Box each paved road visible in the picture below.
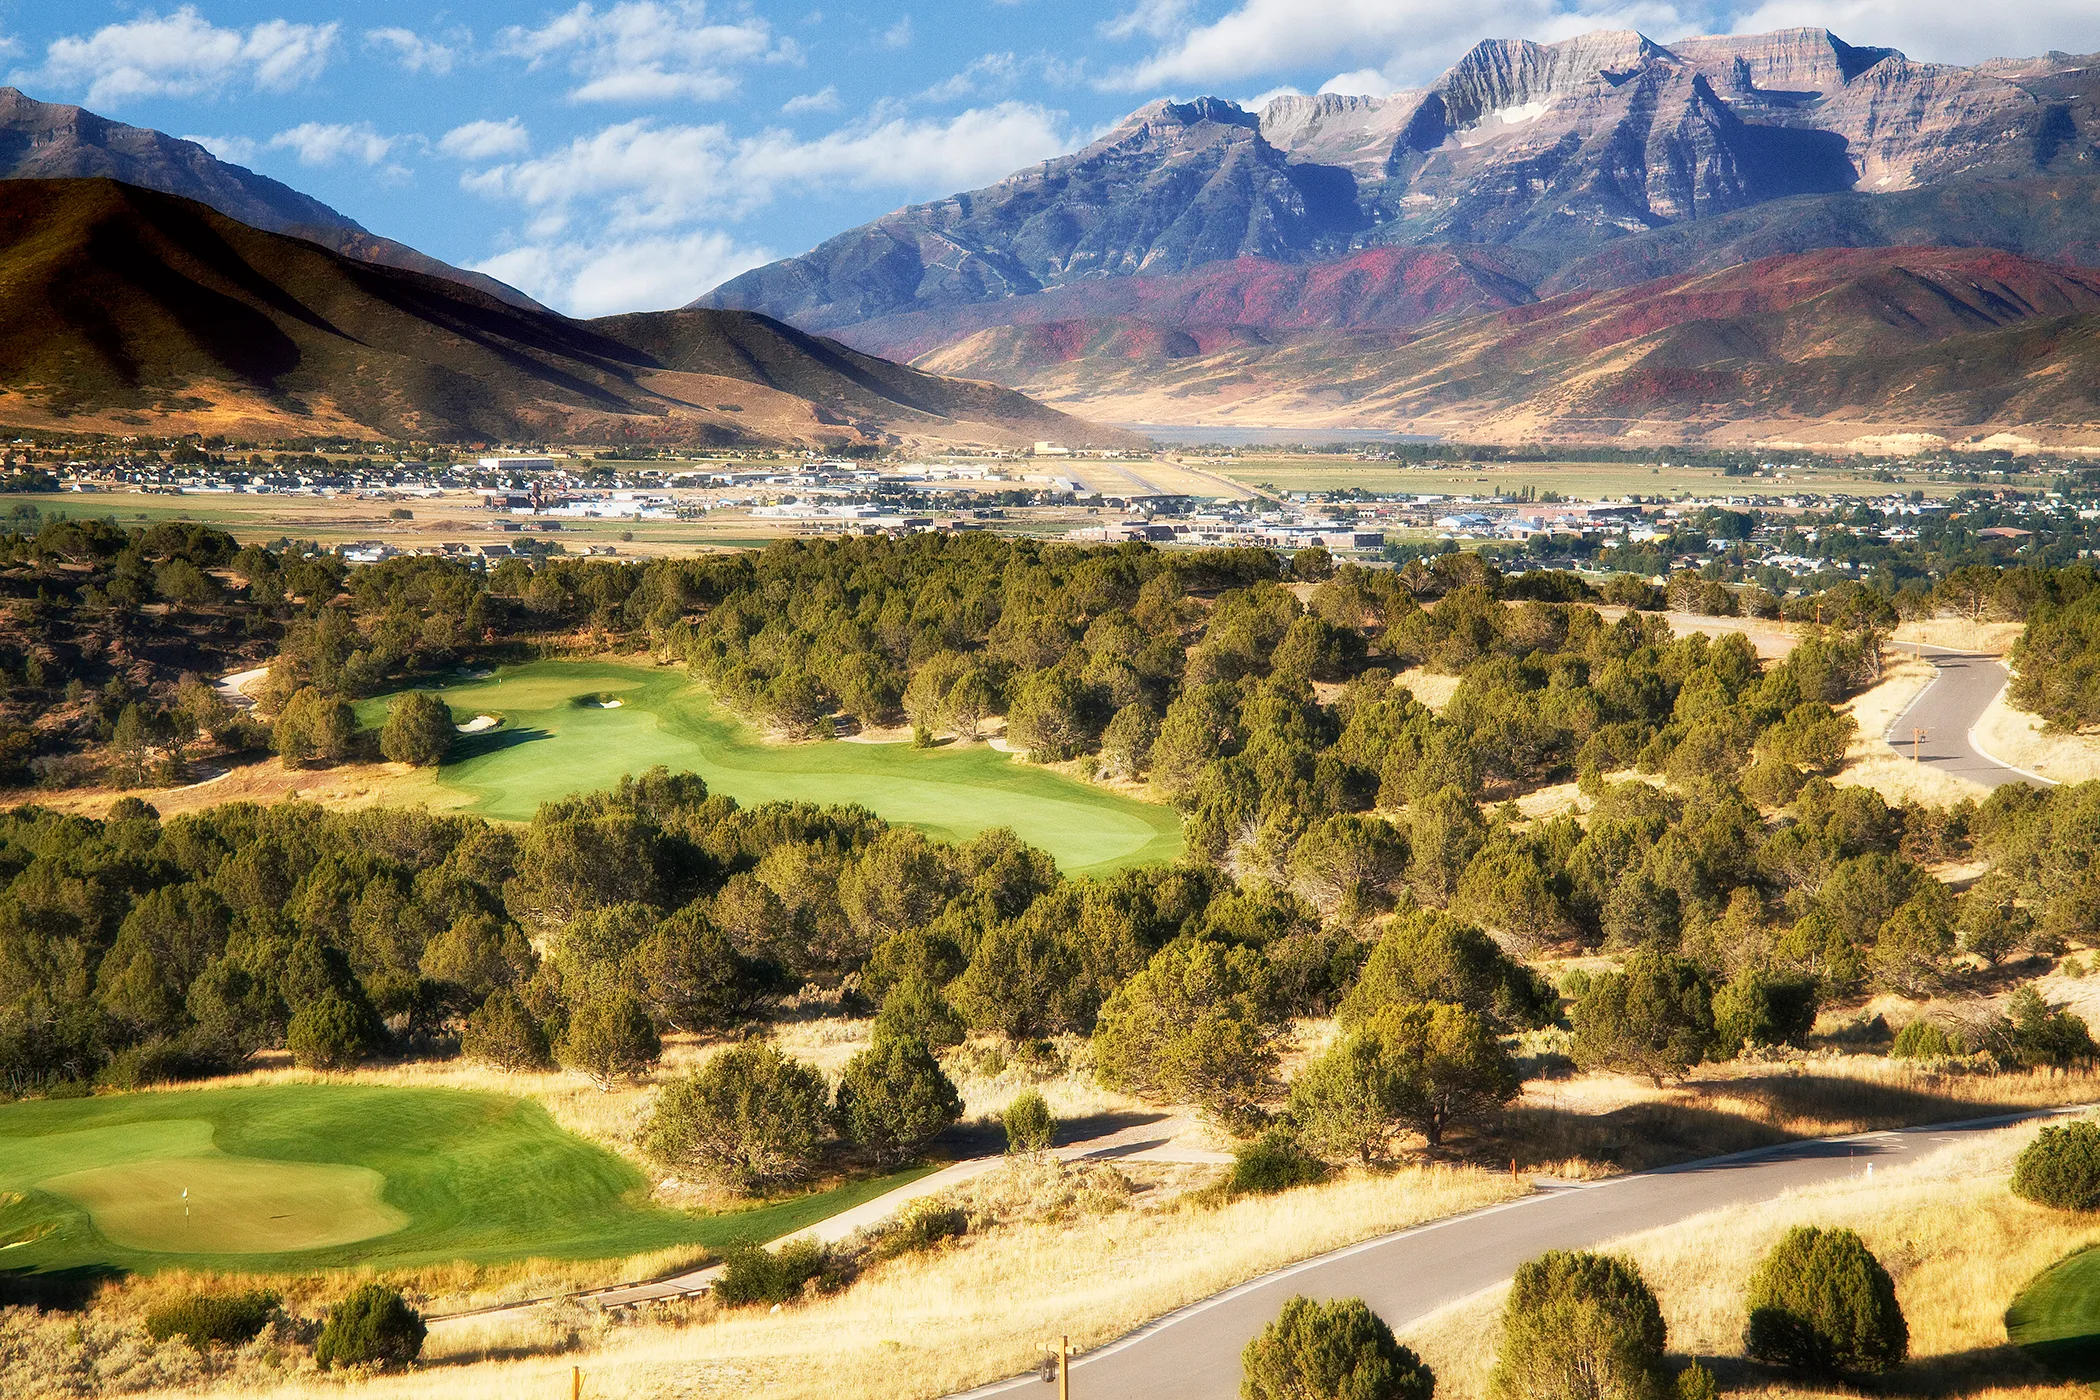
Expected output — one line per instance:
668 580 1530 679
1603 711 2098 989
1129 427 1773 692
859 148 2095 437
954 1109 2082 1400
1885 646 2049 789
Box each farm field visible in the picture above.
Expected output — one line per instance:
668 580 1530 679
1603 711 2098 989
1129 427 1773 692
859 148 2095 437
355 660 1184 873
0 1084 925 1276
1203 456 1972 500
6 491 809 559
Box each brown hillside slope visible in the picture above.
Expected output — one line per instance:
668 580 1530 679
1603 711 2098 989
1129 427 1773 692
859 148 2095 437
917 246 2100 445
0 87 544 311
0 179 1132 448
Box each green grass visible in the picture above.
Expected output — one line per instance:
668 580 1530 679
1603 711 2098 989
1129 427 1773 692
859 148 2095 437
356 660 1183 873
2008 1243 2100 1381
0 1085 930 1276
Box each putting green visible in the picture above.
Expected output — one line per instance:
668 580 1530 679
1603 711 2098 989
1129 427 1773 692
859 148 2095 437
355 660 1182 873
0 1085 932 1275
2010 1244 2100 1381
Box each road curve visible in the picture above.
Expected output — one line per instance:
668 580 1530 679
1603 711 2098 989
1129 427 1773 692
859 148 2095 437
953 1108 2082 1400
1884 646 2050 790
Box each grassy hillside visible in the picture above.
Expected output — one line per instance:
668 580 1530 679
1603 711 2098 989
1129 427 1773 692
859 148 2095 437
0 177 1132 448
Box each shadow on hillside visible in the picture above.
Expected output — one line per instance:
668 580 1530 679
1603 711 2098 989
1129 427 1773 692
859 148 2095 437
1491 1071 2050 1174
0 1263 122 1311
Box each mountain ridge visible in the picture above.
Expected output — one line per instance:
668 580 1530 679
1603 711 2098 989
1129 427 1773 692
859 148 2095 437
0 87 544 312
0 177 1131 450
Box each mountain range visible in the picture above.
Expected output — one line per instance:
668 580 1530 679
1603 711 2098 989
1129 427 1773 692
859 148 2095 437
0 178 1129 450
695 26 2100 443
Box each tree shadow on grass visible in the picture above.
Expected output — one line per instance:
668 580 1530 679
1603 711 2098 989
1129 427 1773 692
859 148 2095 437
1489 1072 2047 1174
0 1263 123 1311
1696 1343 2059 1397
934 1109 1172 1160
446 726 552 763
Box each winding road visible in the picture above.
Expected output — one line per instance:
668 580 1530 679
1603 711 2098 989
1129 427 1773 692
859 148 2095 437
953 1108 2082 1399
1884 646 2050 789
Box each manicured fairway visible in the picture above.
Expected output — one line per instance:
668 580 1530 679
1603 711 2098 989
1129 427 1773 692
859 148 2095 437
2010 1245 2100 1380
355 660 1183 872
0 1085 930 1275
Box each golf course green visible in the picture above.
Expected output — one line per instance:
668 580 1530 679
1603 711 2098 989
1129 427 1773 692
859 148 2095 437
0 1085 927 1275
2009 1245 2100 1381
355 660 1183 872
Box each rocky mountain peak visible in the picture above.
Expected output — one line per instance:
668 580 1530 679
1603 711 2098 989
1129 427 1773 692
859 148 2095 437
1671 27 1896 96
697 27 2100 336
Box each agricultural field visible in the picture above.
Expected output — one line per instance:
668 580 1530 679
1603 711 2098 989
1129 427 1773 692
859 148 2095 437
7 491 806 559
1202 455 1973 500
0 1084 922 1275
353 661 1183 873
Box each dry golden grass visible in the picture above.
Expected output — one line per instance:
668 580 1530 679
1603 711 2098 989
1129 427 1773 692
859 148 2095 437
1402 1118 2100 1400
3 754 478 822
136 1163 1518 1400
1893 619 2028 655
1972 688 2100 785
1393 668 1462 712
1494 1056 2100 1178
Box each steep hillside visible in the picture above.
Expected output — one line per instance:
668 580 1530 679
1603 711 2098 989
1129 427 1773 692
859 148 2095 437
836 246 1543 363
916 247 2100 445
0 87 541 311
700 28 2100 340
0 178 1130 449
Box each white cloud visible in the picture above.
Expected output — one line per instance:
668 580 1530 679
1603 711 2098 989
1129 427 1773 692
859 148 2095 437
475 230 777 317
461 103 1076 235
1319 68 1406 96
182 132 262 165
1100 0 1704 91
495 1 785 103
269 121 398 166
781 85 841 114
924 52 1021 101
364 27 457 76
28 6 338 107
1100 0 1197 41
1240 84 1304 110
1725 0 2100 65
880 16 915 50
440 117 532 159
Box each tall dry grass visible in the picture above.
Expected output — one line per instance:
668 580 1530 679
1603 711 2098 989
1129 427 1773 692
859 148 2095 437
1403 1118 2100 1400
139 1162 1518 1400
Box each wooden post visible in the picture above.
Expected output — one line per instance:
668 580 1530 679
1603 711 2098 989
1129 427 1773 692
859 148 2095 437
572 1367 581 1400
1059 1335 1069 1400
1912 727 1927 763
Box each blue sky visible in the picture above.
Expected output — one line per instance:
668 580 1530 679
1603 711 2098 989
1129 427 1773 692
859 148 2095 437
7 0 2095 316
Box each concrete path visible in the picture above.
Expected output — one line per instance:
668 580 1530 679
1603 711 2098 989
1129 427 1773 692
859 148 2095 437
951 1107 2088 1400
426 1116 1229 1325
1886 645 2050 789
